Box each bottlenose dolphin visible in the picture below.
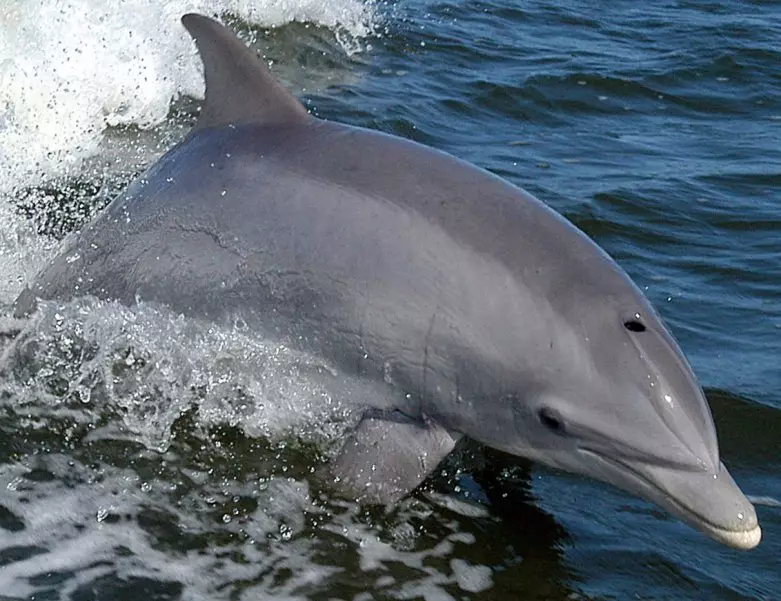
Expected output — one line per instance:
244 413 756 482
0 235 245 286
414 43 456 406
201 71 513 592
15 13 760 549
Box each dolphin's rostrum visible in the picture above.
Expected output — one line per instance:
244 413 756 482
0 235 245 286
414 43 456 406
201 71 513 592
15 13 761 550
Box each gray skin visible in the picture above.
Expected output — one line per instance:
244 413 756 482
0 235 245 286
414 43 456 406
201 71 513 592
15 14 760 549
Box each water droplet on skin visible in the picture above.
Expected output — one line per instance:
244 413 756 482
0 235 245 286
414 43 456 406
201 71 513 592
383 362 393 384
222 514 231 523
738 512 744 520
141 482 151 492
96 507 109 522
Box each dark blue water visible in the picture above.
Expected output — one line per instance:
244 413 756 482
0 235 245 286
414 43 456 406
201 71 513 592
0 1 779 599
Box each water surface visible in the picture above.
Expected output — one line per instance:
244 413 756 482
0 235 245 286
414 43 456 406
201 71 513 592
0 0 779 599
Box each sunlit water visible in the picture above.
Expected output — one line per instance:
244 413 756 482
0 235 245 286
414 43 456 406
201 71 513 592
0 0 779 599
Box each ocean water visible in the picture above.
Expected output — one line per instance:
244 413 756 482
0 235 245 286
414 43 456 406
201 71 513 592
0 0 779 599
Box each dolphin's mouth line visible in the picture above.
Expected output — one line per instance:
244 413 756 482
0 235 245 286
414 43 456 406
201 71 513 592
579 449 759 539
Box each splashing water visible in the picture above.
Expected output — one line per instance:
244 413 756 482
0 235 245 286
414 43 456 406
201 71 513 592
0 0 376 194
0 298 497 600
0 298 362 452
0 0 378 307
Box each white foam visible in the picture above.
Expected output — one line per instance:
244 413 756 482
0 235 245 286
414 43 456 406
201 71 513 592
0 443 492 599
0 0 375 192
450 558 493 593
0 456 337 599
320 499 492 599
0 0 377 304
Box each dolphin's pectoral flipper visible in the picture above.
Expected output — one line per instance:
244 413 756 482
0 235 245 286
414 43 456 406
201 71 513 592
327 411 461 504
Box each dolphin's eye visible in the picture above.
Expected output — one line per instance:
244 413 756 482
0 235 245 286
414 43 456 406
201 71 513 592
623 319 646 332
538 408 565 434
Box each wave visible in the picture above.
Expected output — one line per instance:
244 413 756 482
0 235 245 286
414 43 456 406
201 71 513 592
0 0 377 197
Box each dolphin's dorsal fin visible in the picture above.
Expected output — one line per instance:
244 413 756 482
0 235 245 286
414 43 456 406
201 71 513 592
181 13 310 130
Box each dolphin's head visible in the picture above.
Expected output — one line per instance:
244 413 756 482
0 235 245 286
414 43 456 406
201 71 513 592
498 256 761 550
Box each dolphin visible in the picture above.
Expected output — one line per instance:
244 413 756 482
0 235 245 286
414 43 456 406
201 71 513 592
15 13 760 550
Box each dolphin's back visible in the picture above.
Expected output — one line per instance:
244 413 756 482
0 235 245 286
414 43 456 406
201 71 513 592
19 121 547 358
19 118 621 419
20 117 635 333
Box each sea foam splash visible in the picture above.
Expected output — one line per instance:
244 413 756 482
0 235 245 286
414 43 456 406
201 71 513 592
0 297 362 452
0 0 377 305
0 0 375 194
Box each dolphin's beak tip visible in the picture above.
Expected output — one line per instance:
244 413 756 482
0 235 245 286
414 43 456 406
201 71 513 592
694 465 762 551
707 492 761 550
726 523 761 550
